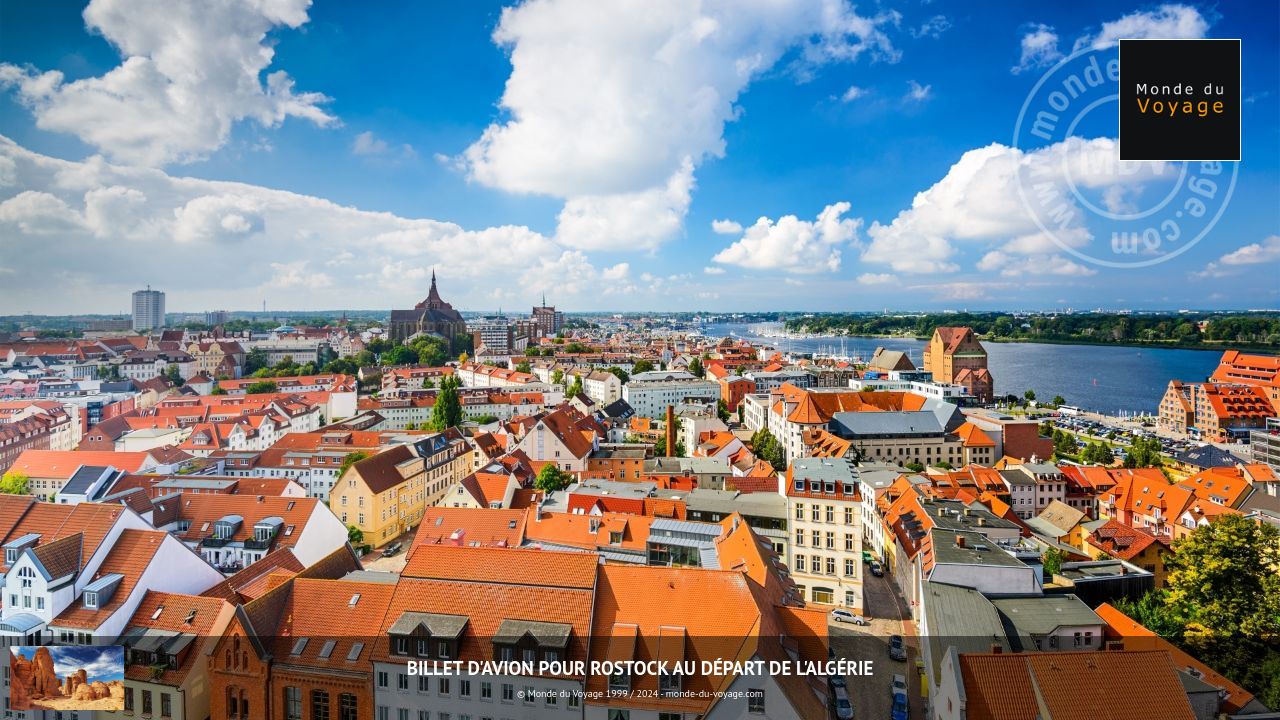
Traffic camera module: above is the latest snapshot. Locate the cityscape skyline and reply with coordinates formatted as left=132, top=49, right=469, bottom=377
left=1, top=0, right=1277, bottom=315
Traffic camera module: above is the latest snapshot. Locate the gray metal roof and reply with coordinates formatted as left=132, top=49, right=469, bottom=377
left=0, top=613, right=44, bottom=633
left=921, top=582, right=1012, bottom=685
left=991, top=595, right=1102, bottom=636
left=930, top=529, right=1027, bottom=567
left=791, top=457, right=857, bottom=484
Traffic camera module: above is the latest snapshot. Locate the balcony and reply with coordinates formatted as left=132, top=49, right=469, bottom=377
left=243, top=537, right=274, bottom=551
left=201, top=536, right=233, bottom=548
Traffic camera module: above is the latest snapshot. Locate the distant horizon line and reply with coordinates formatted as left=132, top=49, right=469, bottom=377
left=6, top=307, right=1280, bottom=318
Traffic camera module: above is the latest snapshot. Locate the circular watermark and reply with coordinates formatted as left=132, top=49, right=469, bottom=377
left=1013, top=45, right=1237, bottom=269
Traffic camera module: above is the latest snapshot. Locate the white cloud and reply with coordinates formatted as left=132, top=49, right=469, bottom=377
left=856, top=272, right=894, bottom=285
left=976, top=251, right=1096, bottom=277
left=554, top=159, right=694, bottom=251
left=904, top=80, right=932, bottom=102
left=1012, top=24, right=1062, bottom=74
left=1078, top=4, right=1209, bottom=50
left=0, top=0, right=335, bottom=166
left=712, top=202, right=861, bottom=273
left=862, top=137, right=1171, bottom=275
left=711, top=219, right=743, bottom=235
left=0, top=136, right=642, bottom=312
left=1195, top=235, right=1280, bottom=278
left=353, top=131, right=415, bottom=159
left=462, top=0, right=904, bottom=250
left=911, top=15, right=951, bottom=40
left=352, top=132, right=389, bottom=156
left=840, top=85, right=867, bottom=102
left=703, top=266, right=726, bottom=275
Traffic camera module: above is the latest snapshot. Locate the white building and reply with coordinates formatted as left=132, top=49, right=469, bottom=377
left=622, top=376, right=720, bottom=420
left=132, top=287, right=165, bottom=332
left=782, top=458, right=865, bottom=609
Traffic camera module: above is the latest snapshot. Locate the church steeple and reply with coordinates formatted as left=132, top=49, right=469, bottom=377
left=426, top=267, right=443, bottom=308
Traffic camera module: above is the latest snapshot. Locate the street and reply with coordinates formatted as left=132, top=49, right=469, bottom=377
left=829, top=567, right=923, bottom=720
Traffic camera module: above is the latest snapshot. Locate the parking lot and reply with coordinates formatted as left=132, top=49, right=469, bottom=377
left=1045, top=411, right=1252, bottom=461
left=829, top=567, right=921, bottom=719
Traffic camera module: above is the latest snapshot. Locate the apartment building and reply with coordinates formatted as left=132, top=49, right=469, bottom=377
left=783, top=458, right=864, bottom=609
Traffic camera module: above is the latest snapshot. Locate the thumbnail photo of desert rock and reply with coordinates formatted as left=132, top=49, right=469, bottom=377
left=8, top=646, right=124, bottom=712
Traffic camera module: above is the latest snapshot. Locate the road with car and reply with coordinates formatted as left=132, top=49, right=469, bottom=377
left=828, top=559, right=920, bottom=719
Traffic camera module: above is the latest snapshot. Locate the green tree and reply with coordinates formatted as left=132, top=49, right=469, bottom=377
left=1042, top=547, right=1065, bottom=577
left=1124, top=436, right=1163, bottom=468
left=515, top=360, right=532, bottom=373
left=339, top=451, right=369, bottom=477
left=566, top=375, right=584, bottom=398
left=632, top=359, right=655, bottom=375
left=244, top=347, right=268, bottom=373
left=717, top=399, right=730, bottom=423
left=1165, top=514, right=1280, bottom=639
left=211, top=385, right=228, bottom=395
left=0, top=472, right=30, bottom=495
left=347, top=524, right=364, bottom=545
left=552, top=369, right=565, bottom=385
left=245, top=380, right=278, bottom=394
left=605, top=366, right=630, bottom=384
left=750, top=428, right=786, bottom=470
left=165, top=363, right=182, bottom=384
left=382, top=345, right=417, bottom=366
left=1051, top=395, right=1066, bottom=407
left=472, top=414, right=499, bottom=425
left=1024, top=389, right=1037, bottom=403
left=430, top=376, right=463, bottom=430
left=688, top=357, right=704, bottom=378
left=904, top=462, right=925, bottom=472
left=534, top=464, right=575, bottom=492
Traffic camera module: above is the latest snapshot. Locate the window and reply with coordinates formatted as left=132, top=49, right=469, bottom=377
left=825, top=531, right=834, bottom=549
left=398, top=673, right=409, bottom=690
left=845, top=533, right=854, bottom=551
left=377, top=671, right=389, bottom=688
left=124, top=688, right=134, bottom=713
left=339, top=694, right=358, bottom=720
left=502, top=684, right=514, bottom=702
left=794, top=503, right=803, bottom=520
left=825, top=506, right=834, bottom=523
left=826, top=557, right=836, bottom=575
left=481, top=682, right=492, bottom=700
left=398, top=710, right=410, bottom=720
left=794, top=529, right=804, bottom=547
left=523, top=686, right=535, bottom=704
left=395, top=637, right=408, bottom=655
left=845, top=559, right=855, bottom=576
left=459, top=680, right=471, bottom=698
left=438, top=641, right=451, bottom=658
left=659, top=672, right=682, bottom=696
left=747, top=689, right=765, bottom=714
left=284, top=689, right=302, bottom=720
left=439, top=677, right=450, bottom=695
left=568, top=693, right=581, bottom=709
left=811, top=530, right=820, bottom=546
left=608, top=672, right=630, bottom=693
left=607, top=710, right=630, bottom=720
left=312, top=690, right=330, bottom=720
left=795, top=555, right=805, bottom=572
left=377, top=708, right=389, bottom=720
left=811, top=506, right=820, bottom=521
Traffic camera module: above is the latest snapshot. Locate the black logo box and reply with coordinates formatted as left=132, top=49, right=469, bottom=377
left=1119, top=39, right=1241, bottom=161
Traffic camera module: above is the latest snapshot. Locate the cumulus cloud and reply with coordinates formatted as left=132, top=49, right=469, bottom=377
left=352, top=132, right=389, bottom=156
left=1194, top=235, right=1280, bottom=278
left=462, top=0, right=904, bottom=250
left=0, top=136, right=637, bottom=312
left=555, top=159, right=694, bottom=251
left=712, top=202, right=861, bottom=273
left=711, top=219, right=743, bottom=235
left=862, top=138, right=1170, bottom=275
left=1077, top=4, right=1209, bottom=50
left=1012, top=24, right=1062, bottom=74
left=0, top=0, right=335, bottom=166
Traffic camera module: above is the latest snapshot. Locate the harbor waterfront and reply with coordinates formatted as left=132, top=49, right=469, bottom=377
left=700, top=322, right=1226, bottom=415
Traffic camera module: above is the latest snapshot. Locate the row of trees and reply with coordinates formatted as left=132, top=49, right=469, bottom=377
left=784, top=312, right=1280, bottom=348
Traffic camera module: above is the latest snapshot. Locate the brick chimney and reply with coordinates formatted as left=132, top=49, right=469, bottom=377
left=955, top=534, right=966, bottom=548
left=664, top=404, right=676, bottom=458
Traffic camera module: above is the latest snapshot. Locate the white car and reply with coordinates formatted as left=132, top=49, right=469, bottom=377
left=830, top=609, right=869, bottom=626
left=891, top=673, right=908, bottom=696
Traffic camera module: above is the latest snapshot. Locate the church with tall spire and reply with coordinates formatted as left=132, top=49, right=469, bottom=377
left=388, top=270, right=468, bottom=348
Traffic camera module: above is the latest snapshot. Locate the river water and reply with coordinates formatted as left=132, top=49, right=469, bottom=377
left=698, top=322, right=1228, bottom=416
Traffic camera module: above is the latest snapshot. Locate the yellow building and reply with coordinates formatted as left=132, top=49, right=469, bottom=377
left=330, top=433, right=469, bottom=547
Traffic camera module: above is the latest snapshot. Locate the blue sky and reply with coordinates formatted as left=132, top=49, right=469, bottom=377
left=0, top=0, right=1276, bottom=314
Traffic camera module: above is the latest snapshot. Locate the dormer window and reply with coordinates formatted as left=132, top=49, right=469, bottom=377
left=394, top=637, right=409, bottom=655
left=608, top=670, right=630, bottom=693
left=83, top=591, right=98, bottom=609
left=659, top=672, right=682, bottom=696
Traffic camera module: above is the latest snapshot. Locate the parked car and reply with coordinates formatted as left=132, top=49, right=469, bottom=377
left=831, top=609, right=869, bottom=626
left=891, top=691, right=909, bottom=720
left=862, top=550, right=873, bottom=564
left=829, top=674, right=847, bottom=691
left=870, top=561, right=884, bottom=577
left=833, top=687, right=854, bottom=719
left=382, top=541, right=403, bottom=556
left=888, top=635, right=907, bottom=661
left=890, top=674, right=908, bottom=696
